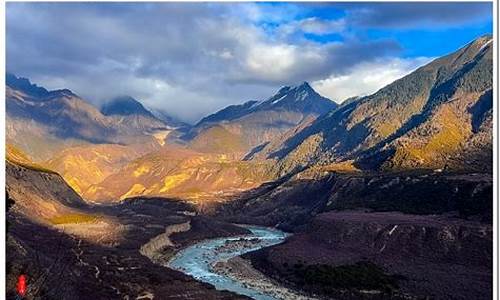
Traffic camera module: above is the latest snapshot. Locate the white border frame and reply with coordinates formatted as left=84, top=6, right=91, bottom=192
left=0, top=1, right=497, bottom=299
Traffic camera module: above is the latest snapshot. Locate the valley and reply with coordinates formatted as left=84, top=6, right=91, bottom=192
left=5, top=34, right=493, bottom=300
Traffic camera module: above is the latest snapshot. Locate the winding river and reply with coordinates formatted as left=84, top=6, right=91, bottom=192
left=167, top=225, right=294, bottom=300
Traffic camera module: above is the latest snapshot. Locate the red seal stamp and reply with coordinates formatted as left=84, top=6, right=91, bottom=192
left=16, top=274, right=27, bottom=297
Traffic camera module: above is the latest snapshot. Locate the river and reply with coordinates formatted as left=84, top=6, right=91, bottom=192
left=167, top=225, right=302, bottom=300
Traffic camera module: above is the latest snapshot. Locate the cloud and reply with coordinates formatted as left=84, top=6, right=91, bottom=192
left=342, top=2, right=492, bottom=29
left=312, top=56, right=433, bottom=102
left=277, top=17, right=346, bottom=37
left=299, top=17, right=346, bottom=35
left=5, top=2, right=490, bottom=123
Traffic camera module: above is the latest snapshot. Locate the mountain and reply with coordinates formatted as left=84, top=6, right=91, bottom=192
left=196, top=82, right=336, bottom=127
left=101, top=96, right=190, bottom=134
left=99, top=95, right=171, bottom=132
left=257, top=35, right=492, bottom=175
left=83, top=145, right=274, bottom=203
left=195, top=100, right=260, bottom=126
left=151, top=108, right=191, bottom=130
left=6, top=73, right=50, bottom=98
left=101, top=96, right=157, bottom=118
left=44, top=143, right=150, bottom=195
left=6, top=36, right=492, bottom=204
left=6, top=75, right=171, bottom=160
left=6, top=144, right=87, bottom=224
left=185, top=82, right=337, bottom=157
left=6, top=75, right=178, bottom=195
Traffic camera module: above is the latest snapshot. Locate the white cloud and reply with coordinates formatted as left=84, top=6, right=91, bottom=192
left=312, top=56, right=433, bottom=102
left=6, top=3, right=417, bottom=123
left=298, top=17, right=346, bottom=35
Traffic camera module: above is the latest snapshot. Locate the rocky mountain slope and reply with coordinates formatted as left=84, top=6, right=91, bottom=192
left=219, top=170, right=492, bottom=229
left=6, top=145, right=128, bottom=241
left=83, top=145, right=274, bottom=203
left=185, top=82, right=337, bottom=157
left=44, top=143, right=151, bottom=196
left=256, top=35, right=492, bottom=175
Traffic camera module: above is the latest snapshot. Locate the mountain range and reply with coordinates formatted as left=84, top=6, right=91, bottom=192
left=5, top=35, right=494, bottom=300
left=5, top=35, right=493, bottom=203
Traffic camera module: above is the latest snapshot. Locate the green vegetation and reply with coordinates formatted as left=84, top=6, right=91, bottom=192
left=49, top=213, right=99, bottom=225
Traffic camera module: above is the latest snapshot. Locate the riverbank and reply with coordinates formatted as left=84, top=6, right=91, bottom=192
left=212, top=256, right=316, bottom=300
left=139, top=215, right=252, bottom=265
left=165, top=225, right=316, bottom=300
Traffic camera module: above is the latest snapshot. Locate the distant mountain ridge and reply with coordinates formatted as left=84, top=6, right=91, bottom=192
left=196, top=82, right=336, bottom=128
left=185, top=81, right=338, bottom=156
left=249, top=82, right=336, bottom=114
left=195, top=100, right=260, bottom=126
left=6, top=73, right=50, bottom=98
left=101, top=96, right=157, bottom=118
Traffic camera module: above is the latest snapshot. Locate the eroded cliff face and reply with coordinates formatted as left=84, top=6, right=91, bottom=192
left=246, top=211, right=492, bottom=300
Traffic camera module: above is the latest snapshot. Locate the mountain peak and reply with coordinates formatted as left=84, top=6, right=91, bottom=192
left=101, top=96, right=155, bottom=118
left=6, top=73, right=50, bottom=98
left=466, top=34, right=492, bottom=51
left=277, top=82, right=312, bottom=95
left=260, top=81, right=337, bottom=112
left=297, top=81, right=312, bottom=90
left=277, top=86, right=291, bottom=94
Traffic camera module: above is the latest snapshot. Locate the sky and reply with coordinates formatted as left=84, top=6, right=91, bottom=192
left=6, top=2, right=493, bottom=123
